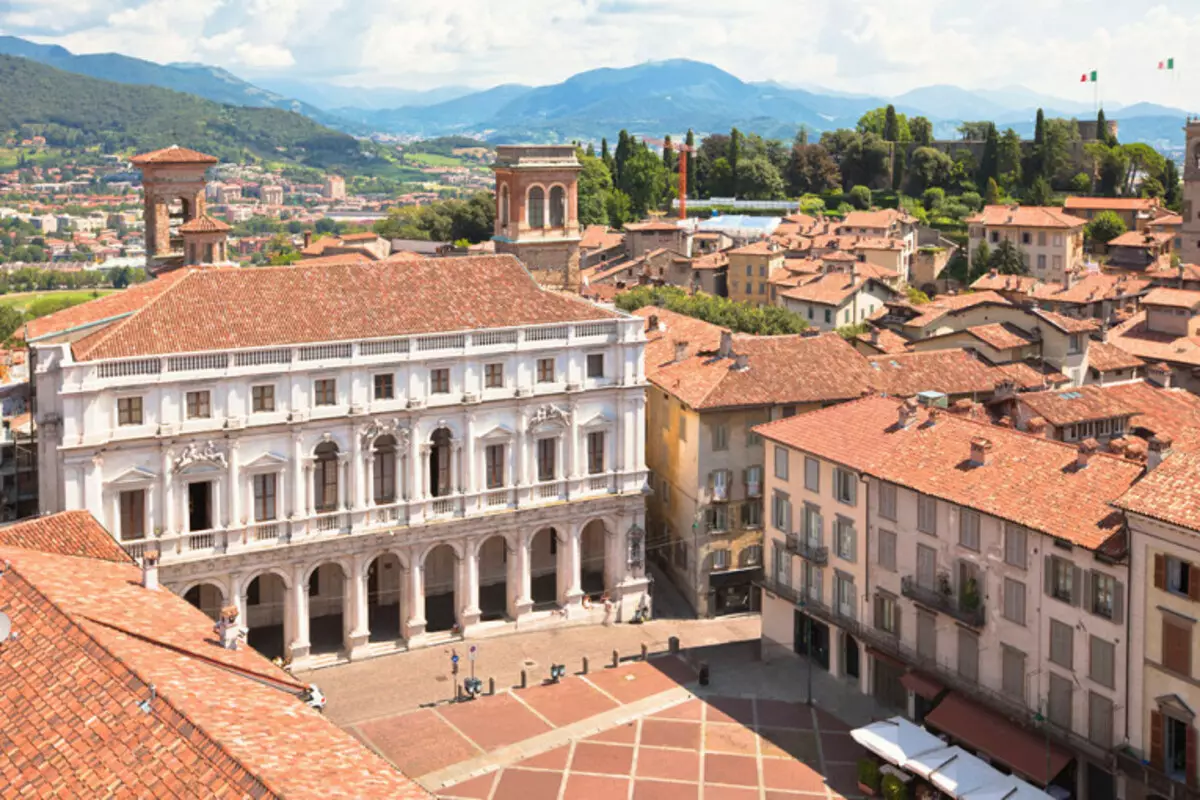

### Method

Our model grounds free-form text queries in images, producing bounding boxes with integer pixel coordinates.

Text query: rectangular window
[835,517,856,562]
[587,431,605,475]
[251,385,275,413]
[878,529,897,572]
[781,405,797,418]
[957,628,979,682]
[741,500,762,528]
[709,469,731,502]
[313,379,336,407]
[1049,618,1074,669]
[537,438,556,482]
[1038,230,1047,246]
[834,468,856,505]
[253,473,277,522]
[745,465,763,497]
[1163,616,1192,677]
[118,489,144,540]
[1002,645,1026,701]
[1048,673,1073,729]
[743,544,762,566]
[678,412,688,442]
[990,231,999,243]
[537,358,555,383]
[373,373,395,400]
[916,543,937,590]
[746,417,763,447]
[1037,254,1046,270]
[1022,231,1032,245]
[875,593,899,636]
[1089,692,1114,748]
[707,505,729,532]
[485,363,504,388]
[186,390,211,419]
[774,446,789,480]
[117,396,143,426]
[1049,556,1075,603]
[1090,635,1115,689]
[917,610,937,659]
[878,482,896,520]
[712,424,729,452]
[485,444,505,489]
[1003,578,1026,625]
[803,504,822,546]
[918,494,937,534]
[1166,557,1191,596]
[1053,234,1063,247]
[958,508,980,551]
[430,368,450,394]
[1004,523,1027,569]
[1068,334,1082,355]
[804,457,819,491]
[1091,572,1116,619]
[772,491,792,532]
[836,574,856,620]
[586,353,605,378]
[824,308,832,324]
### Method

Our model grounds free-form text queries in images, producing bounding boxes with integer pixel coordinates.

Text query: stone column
[568,401,580,479]
[464,414,477,497]
[453,439,464,494]
[408,430,422,501]
[303,463,314,516]
[337,454,349,512]
[86,455,104,527]
[352,428,365,510]
[515,411,527,497]
[460,539,481,629]
[291,434,304,517]
[227,441,241,529]
[231,572,248,624]
[347,555,370,658]
[558,526,583,608]
[567,525,584,605]
[160,448,173,535]
[403,556,427,641]
[365,451,375,508]
[289,564,311,664]
[513,531,533,618]
[420,443,432,499]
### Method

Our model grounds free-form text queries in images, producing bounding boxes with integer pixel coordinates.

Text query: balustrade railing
[250,521,282,543]
[486,489,513,508]
[901,575,986,628]
[537,481,565,501]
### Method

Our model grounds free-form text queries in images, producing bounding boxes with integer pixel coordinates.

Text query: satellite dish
[0,611,10,643]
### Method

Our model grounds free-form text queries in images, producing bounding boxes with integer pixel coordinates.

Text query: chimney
[303,230,312,249]
[992,378,1017,400]
[1099,320,1110,344]
[674,341,689,362]
[1147,362,1173,388]
[997,415,1013,428]
[217,605,242,650]
[869,326,880,345]
[969,436,993,466]
[732,353,750,371]
[1025,416,1048,436]
[950,398,974,415]
[926,408,943,426]
[898,398,919,429]
[1076,438,1099,469]
[647,313,660,332]
[1148,434,1174,470]
[142,549,160,591]
[719,330,733,358]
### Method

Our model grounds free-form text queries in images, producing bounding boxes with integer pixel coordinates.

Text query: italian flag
[1159,58,1175,70]
[1080,70,1097,82]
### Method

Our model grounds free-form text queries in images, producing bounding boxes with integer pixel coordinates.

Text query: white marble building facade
[34,315,649,667]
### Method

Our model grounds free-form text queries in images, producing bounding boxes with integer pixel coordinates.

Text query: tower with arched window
[1181,119,1200,266]
[491,146,582,291]
[131,145,219,272]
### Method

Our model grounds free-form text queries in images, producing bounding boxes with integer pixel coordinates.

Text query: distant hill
[0,54,382,172]
[255,78,474,112]
[0,35,347,128]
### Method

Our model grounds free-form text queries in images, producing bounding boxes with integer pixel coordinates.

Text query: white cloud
[1,0,1199,106]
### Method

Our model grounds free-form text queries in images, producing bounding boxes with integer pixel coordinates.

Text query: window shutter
[848,523,857,562]
[1113,580,1125,625]
[1044,555,1053,596]
[1190,565,1200,603]
[1155,554,1167,590]
[1150,709,1165,769]
[1189,723,1198,788]
[1071,566,1084,606]
[874,594,882,627]
[895,606,902,640]
[815,512,824,544]
[848,476,857,505]
[1081,570,1092,614]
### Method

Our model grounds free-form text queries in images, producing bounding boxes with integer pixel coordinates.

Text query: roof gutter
[25,312,134,344]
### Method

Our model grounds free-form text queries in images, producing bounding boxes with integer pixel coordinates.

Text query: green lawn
[0,289,114,317]
[404,152,465,168]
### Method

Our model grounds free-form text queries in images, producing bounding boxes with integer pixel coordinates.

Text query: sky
[1,0,1199,105]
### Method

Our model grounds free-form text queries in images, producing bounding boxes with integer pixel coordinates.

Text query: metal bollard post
[520,669,527,689]
[612,649,620,668]
[668,636,680,654]
[582,656,589,675]
[489,677,496,696]
[641,643,648,661]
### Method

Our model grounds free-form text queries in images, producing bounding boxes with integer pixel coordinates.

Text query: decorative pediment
[1157,693,1196,720]
[529,403,571,430]
[579,412,612,429]
[479,424,515,440]
[106,466,158,487]
[243,452,289,471]
[360,417,410,449]
[172,441,227,474]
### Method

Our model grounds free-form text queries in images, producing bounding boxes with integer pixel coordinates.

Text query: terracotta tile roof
[780,272,896,307]
[996,360,1072,389]
[853,261,900,281]
[1019,384,1141,425]
[0,523,425,798]
[853,237,905,251]
[635,309,873,409]
[624,221,680,232]
[1088,341,1145,372]
[855,327,912,355]
[839,209,914,230]
[0,510,132,563]
[783,212,818,227]
[903,291,1012,329]
[821,251,858,263]
[129,145,219,166]
[965,205,1087,229]
[178,214,231,234]
[1064,196,1160,212]
[756,396,1142,549]
[24,270,192,341]
[1108,311,1200,367]
[1149,213,1183,228]
[867,349,1008,397]
[781,257,823,275]
[1100,380,1200,447]
[728,240,781,256]
[579,225,626,251]
[1143,287,1200,309]
[339,232,379,242]
[1030,307,1102,334]
[1115,449,1200,531]
[64,256,617,361]
[1107,230,1175,248]
[301,236,337,256]
[966,322,1036,350]
[1050,273,1151,305]
[691,251,730,270]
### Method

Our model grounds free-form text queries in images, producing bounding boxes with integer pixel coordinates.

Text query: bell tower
[491,146,582,291]
[1180,119,1200,266]
[131,145,218,272]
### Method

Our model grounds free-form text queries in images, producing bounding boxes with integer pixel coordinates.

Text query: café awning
[851,716,947,768]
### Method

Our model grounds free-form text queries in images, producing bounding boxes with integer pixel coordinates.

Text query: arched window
[429,428,453,498]
[500,185,510,226]
[374,435,396,504]
[549,186,566,227]
[314,441,339,512]
[528,186,545,228]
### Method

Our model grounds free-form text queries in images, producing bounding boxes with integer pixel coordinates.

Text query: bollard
[699,662,710,687]
[489,677,496,696]
[520,669,527,689]
[456,684,463,702]
[582,656,589,675]
[668,636,680,655]
[641,643,648,661]
[612,649,619,668]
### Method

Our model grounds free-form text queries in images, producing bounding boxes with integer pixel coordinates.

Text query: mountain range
[0,35,1193,152]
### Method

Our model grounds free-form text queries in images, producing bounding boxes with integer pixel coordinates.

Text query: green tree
[989,238,1027,274]
[1070,172,1093,193]
[1120,143,1166,195]
[1042,118,1080,187]
[906,147,953,194]
[601,137,614,177]
[786,143,841,195]
[1030,108,1046,183]
[977,123,999,188]
[1097,107,1113,146]
[997,128,1023,191]
[795,126,810,146]
[972,240,991,277]
[737,156,785,200]
[984,177,1001,205]
[662,133,676,172]
[884,105,900,142]
[1086,210,1127,245]
[848,185,872,209]
[614,129,632,187]
[576,150,614,226]
[0,305,25,341]
[614,285,808,334]
[1085,141,1126,196]
[620,145,670,217]
[685,129,697,198]
[910,116,933,146]
[858,106,911,142]
[1164,157,1182,209]
[605,190,632,227]
[707,157,734,196]
[957,121,992,141]
[892,147,906,192]
[1026,174,1053,206]
[729,127,743,195]
[922,187,945,211]
[835,132,891,190]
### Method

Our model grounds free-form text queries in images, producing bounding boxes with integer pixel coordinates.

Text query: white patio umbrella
[850,717,947,768]
[926,748,1005,798]
[960,775,1056,800]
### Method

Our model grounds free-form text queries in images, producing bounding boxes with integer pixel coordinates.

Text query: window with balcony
[118,396,143,426]
[186,390,211,419]
[712,548,730,570]
[878,529,896,572]
[803,504,822,547]
[536,437,556,482]
[252,385,275,413]
[1004,523,1027,569]
[430,368,450,394]
[485,363,504,388]
[916,543,937,590]
[804,457,819,491]
[313,380,336,407]
[253,473,277,521]
[373,373,395,400]
[707,505,729,533]
[373,436,396,503]
[836,574,856,619]
[586,353,605,379]
[875,593,899,636]
[878,482,896,520]
[187,480,214,531]
[772,491,792,532]
[313,441,339,512]
[712,424,729,452]
[834,468,856,505]
[537,358,555,383]
[774,446,789,480]
[834,517,856,562]
[958,508,980,551]
[485,443,505,489]
[119,489,144,540]
[587,432,605,475]
[917,494,937,534]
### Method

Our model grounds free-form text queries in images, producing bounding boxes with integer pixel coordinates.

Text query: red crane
[643,137,695,220]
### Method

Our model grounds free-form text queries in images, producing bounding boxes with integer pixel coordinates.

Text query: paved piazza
[341,654,868,799]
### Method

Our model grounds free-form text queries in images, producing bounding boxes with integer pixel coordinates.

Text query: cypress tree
[663,133,675,172]
[615,130,631,188]
[884,105,900,142]
[1031,109,1046,182]
[729,127,742,197]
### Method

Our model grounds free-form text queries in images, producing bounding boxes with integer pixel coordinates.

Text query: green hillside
[0,54,384,172]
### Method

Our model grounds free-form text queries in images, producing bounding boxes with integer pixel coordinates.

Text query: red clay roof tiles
[130,146,219,165]
[1116,450,1200,531]
[0,510,132,563]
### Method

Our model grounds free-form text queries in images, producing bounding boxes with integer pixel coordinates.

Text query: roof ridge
[946,407,1143,466]
[75,269,197,361]
[5,564,280,798]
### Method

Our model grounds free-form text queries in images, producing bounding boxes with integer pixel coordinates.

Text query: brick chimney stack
[969,436,993,466]
[1076,438,1099,469]
[674,341,689,362]
[1149,434,1174,470]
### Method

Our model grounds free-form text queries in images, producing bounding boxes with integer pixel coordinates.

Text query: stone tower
[131,145,219,271]
[491,146,582,291]
[1180,119,1200,266]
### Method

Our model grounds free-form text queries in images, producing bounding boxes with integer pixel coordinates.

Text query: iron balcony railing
[901,575,986,628]
[784,534,829,566]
